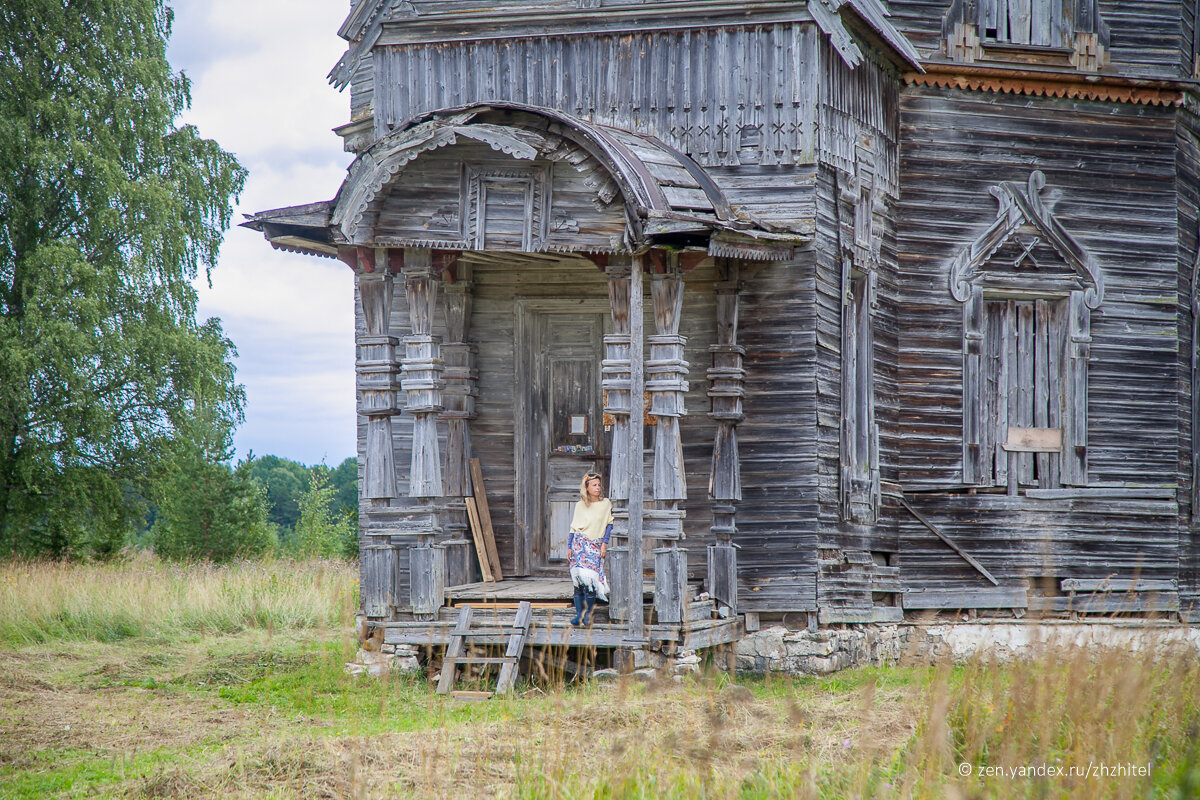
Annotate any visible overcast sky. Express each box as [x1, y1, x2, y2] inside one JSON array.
[[166, 1, 357, 466]]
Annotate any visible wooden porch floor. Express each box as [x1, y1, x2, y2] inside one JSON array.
[[375, 578, 743, 651]]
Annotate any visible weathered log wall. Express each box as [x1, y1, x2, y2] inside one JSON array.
[[886, 0, 1191, 78], [893, 85, 1183, 606], [369, 23, 820, 169], [1177, 99, 1200, 616], [810, 41, 903, 620]]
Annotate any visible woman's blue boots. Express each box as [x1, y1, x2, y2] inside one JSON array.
[[582, 588, 597, 625], [571, 585, 585, 625], [570, 586, 597, 626]]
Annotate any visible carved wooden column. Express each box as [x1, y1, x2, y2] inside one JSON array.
[[350, 246, 402, 619], [603, 260, 632, 504], [356, 250, 400, 501], [440, 256, 476, 586], [401, 248, 446, 615], [602, 258, 635, 623], [648, 254, 689, 624], [707, 259, 743, 615]]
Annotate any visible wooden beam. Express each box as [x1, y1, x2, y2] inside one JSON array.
[[892, 493, 1000, 586]]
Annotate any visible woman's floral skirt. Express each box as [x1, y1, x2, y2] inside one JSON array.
[[568, 535, 608, 601]]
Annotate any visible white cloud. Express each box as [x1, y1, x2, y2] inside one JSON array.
[[168, 1, 358, 464]]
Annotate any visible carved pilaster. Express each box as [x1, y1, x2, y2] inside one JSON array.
[[648, 261, 688, 503], [603, 261, 632, 503], [440, 258, 476, 585], [648, 256, 688, 624], [441, 261, 476, 497], [603, 259, 634, 623], [400, 248, 444, 499], [356, 251, 400, 501], [707, 259, 743, 615], [610, 254, 647, 638]]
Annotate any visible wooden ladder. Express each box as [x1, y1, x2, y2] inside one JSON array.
[[436, 600, 533, 700]]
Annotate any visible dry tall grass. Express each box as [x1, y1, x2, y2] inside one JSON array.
[[0, 553, 357, 646], [2, 557, 1198, 799]]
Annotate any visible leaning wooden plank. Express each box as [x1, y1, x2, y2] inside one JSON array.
[[469, 458, 504, 581], [436, 605, 473, 695], [464, 497, 495, 583], [892, 493, 1000, 586], [495, 601, 533, 694]]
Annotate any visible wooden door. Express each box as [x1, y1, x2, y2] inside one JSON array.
[[522, 308, 606, 571]]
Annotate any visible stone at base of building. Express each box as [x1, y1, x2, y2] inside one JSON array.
[[734, 621, 1200, 675], [345, 645, 421, 677]]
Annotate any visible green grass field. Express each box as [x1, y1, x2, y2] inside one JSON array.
[[1, 557, 1197, 799]]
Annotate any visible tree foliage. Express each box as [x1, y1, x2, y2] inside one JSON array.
[[151, 414, 272, 562], [295, 465, 356, 560], [241, 455, 310, 533], [0, 1, 247, 556]]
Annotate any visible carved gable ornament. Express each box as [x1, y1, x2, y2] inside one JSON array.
[[948, 170, 1103, 310]]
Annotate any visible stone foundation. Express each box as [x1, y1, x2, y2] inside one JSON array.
[[345, 643, 422, 677], [734, 621, 1200, 675]]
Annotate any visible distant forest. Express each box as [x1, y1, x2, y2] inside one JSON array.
[[241, 455, 358, 543]]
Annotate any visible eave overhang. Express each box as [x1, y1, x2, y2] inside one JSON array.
[[246, 104, 803, 262]]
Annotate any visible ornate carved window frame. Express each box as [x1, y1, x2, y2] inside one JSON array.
[[950, 171, 1101, 490]]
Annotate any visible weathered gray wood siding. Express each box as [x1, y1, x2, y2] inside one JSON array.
[[894, 86, 1182, 601], [1178, 100, 1200, 611], [371, 140, 628, 252], [885, 0, 1190, 79], [370, 23, 820, 170], [812, 42, 902, 616], [735, 251, 820, 612], [351, 59, 373, 122]]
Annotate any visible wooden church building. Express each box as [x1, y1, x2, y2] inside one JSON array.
[[247, 0, 1200, 647]]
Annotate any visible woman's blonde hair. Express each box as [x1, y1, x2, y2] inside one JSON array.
[[580, 471, 604, 504]]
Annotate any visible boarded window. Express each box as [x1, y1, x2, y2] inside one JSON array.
[[964, 290, 1089, 489], [979, 0, 1068, 46]]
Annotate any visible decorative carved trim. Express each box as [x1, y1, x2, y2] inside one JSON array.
[[906, 69, 1183, 108], [331, 104, 753, 253], [948, 171, 1103, 309]]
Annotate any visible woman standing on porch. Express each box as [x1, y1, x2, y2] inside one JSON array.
[[568, 471, 613, 625]]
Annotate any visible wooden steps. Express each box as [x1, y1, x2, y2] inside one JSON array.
[[436, 601, 533, 699]]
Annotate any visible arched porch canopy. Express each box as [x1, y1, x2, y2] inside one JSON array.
[[243, 102, 798, 263]]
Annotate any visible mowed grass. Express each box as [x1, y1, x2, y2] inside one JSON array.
[[1, 558, 1199, 799]]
